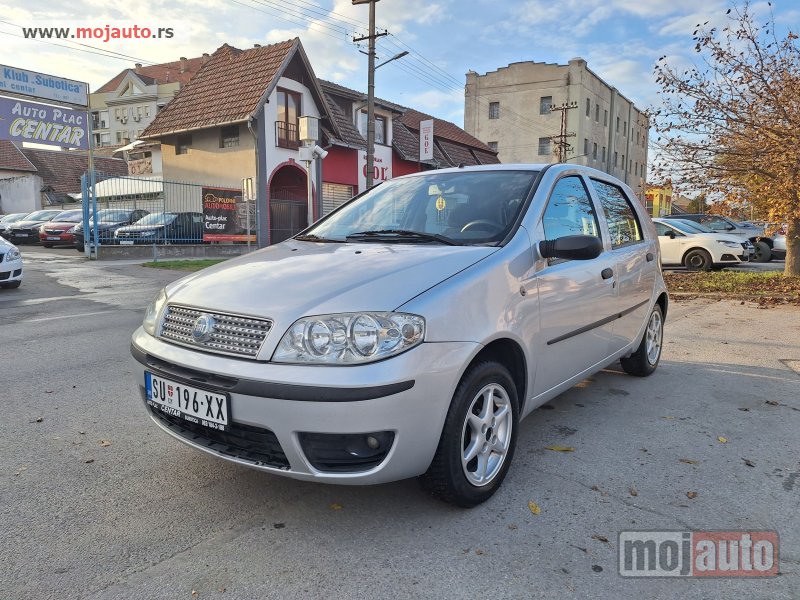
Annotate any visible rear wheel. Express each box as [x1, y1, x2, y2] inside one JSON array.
[[752, 241, 772, 263], [420, 361, 519, 507], [684, 248, 712, 271], [621, 304, 663, 377]]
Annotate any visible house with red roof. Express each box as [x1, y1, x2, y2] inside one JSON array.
[[140, 38, 498, 246]]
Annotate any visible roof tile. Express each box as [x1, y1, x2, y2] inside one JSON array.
[[0, 140, 37, 172], [19, 149, 127, 195], [96, 56, 209, 93]]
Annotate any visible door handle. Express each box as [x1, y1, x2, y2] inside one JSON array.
[[601, 267, 614, 280], [646, 252, 654, 262]]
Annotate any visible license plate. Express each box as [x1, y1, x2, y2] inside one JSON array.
[[120, 240, 134, 245], [145, 372, 230, 431], [47, 236, 61, 241], [16, 233, 28, 237]]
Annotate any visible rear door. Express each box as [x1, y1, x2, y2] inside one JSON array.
[[589, 178, 657, 353], [531, 175, 618, 397]]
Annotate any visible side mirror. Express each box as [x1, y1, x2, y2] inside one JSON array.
[[539, 235, 603, 261], [666, 230, 676, 239]]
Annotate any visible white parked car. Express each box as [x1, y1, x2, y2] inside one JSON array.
[[653, 218, 751, 270], [772, 235, 786, 261], [0, 237, 23, 289], [132, 164, 668, 506]]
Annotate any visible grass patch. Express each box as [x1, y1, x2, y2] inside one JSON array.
[[141, 259, 226, 272], [665, 270, 800, 303]]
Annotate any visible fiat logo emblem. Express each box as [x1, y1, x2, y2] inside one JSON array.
[[191, 314, 216, 343]]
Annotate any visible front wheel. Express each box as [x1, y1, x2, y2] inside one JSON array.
[[419, 361, 519, 507], [620, 304, 664, 377]]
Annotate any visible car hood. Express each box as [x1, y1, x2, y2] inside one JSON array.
[[43, 221, 80, 229], [165, 240, 498, 329], [12, 219, 52, 228], [688, 232, 747, 244]]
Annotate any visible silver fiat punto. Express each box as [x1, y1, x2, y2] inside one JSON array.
[[131, 164, 667, 506]]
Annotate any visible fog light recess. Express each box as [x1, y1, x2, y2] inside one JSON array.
[[298, 431, 395, 473]]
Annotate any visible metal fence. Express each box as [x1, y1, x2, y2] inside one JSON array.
[[79, 171, 256, 253]]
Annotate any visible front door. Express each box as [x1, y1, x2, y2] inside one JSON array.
[[654, 221, 685, 265], [532, 175, 618, 397]]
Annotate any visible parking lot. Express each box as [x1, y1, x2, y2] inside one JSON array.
[[1, 247, 798, 599]]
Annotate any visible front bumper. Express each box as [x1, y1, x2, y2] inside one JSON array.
[[131, 327, 479, 485], [39, 232, 75, 244], [0, 257, 23, 283]]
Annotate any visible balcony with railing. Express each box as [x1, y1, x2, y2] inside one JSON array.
[[275, 121, 300, 149]]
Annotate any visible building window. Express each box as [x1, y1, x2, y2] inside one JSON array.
[[585, 98, 590, 116], [538, 137, 551, 156], [584, 138, 589, 156], [593, 142, 598, 160], [358, 112, 387, 145], [614, 151, 618, 167], [489, 102, 500, 119], [145, 106, 151, 118], [595, 104, 600, 122], [623, 121, 627, 136], [276, 88, 301, 149], [322, 182, 355, 216], [220, 124, 240, 148], [539, 96, 552, 115], [602, 146, 606, 162], [604, 110, 608, 127], [488, 141, 498, 152], [616, 116, 620, 132], [637, 130, 640, 145], [622, 154, 625, 169], [629, 159, 632, 173], [116, 131, 122, 143], [176, 134, 191, 155]]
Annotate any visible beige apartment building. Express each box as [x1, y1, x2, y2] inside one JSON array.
[[465, 58, 649, 196]]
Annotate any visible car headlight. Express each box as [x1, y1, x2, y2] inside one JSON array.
[[717, 240, 741, 248], [142, 288, 168, 336], [66, 226, 76, 234], [273, 312, 425, 365], [6, 248, 20, 261], [39, 225, 46, 233]]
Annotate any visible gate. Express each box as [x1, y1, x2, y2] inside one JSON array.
[[269, 195, 307, 244]]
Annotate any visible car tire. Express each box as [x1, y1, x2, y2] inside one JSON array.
[[620, 303, 664, 377], [684, 248, 713, 271], [1, 281, 21, 289], [42, 244, 53, 248], [752, 241, 772, 263], [419, 361, 519, 507]]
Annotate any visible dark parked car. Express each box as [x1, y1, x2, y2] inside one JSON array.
[[0, 213, 31, 238], [39, 209, 88, 248], [7, 209, 63, 244], [114, 212, 204, 244], [73, 208, 150, 250]]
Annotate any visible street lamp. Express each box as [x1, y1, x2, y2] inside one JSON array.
[[376, 50, 408, 70], [298, 116, 328, 227]]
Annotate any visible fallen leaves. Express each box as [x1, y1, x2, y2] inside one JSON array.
[[98, 440, 112, 447], [765, 400, 780, 406], [329, 503, 342, 511], [742, 458, 756, 467], [528, 501, 541, 515], [629, 486, 638, 497], [679, 458, 700, 465], [84, 459, 94, 464], [717, 436, 728, 443], [591, 534, 609, 544], [686, 491, 698, 499], [544, 445, 575, 452], [14, 466, 28, 476]]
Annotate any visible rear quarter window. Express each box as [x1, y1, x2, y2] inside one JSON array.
[[591, 179, 643, 248]]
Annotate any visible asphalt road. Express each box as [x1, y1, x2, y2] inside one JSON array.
[[2, 247, 798, 599]]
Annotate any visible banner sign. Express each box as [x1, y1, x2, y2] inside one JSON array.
[[0, 96, 88, 149], [0, 65, 88, 106], [202, 186, 256, 242], [357, 144, 393, 193], [419, 119, 434, 161]]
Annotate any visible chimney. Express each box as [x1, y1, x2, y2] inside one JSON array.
[[180, 57, 187, 73], [201, 52, 210, 64], [254, 43, 261, 48], [134, 63, 142, 73]]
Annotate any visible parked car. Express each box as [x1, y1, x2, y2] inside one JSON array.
[[73, 208, 150, 250], [114, 212, 204, 244], [0, 236, 23, 289], [0, 213, 31, 239], [653, 218, 750, 270], [670, 218, 755, 261], [131, 164, 668, 507], [38, 209, 87, 248], [7, 209, 63, 244], [664, 213, 777, 262]]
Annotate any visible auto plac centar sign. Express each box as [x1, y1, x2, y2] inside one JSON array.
[[0, 96, 88, 150]]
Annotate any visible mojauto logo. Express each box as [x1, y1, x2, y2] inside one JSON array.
[[619, 531, 778, 577], [0, 96, 87, 149]]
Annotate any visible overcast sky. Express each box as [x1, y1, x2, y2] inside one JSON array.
[[1, 0, 797, 129]]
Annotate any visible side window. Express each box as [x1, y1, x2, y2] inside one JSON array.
[[654, 222, 671, 236], [591, 179, 643, 248], [541, 176, 601, 243]]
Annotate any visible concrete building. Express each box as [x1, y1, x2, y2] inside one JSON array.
[[89, 55, 209, 152], [644, 183, 673, 217], [465, 58, 649, 196], [141, 38, 498, 246]]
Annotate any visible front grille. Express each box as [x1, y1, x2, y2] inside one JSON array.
[[160, 304, 273, 359], [0, 253, 4, 263], [43, 229, 65, 235], [150, 405, 289, 469], [0, 271, 9, 281]]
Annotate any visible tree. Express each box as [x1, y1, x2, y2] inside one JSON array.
[[652, 2, 800, 275]]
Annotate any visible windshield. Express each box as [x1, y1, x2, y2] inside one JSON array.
[[95, 209, 131, 223], [0, 213, 29, 223], [304, 170, 538, 245], [674, 219, 713, 233], [25, 210, 61, 221], [53, 210, 84, 223], [133, 212, 176, 226]]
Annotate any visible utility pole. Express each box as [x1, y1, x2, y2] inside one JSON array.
[[550, 101, 578, 163], [353, 0, 388, 189]]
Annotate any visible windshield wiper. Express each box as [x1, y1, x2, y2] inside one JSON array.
[[345, 229, 459, 245], [294, 233, 342, 243]]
